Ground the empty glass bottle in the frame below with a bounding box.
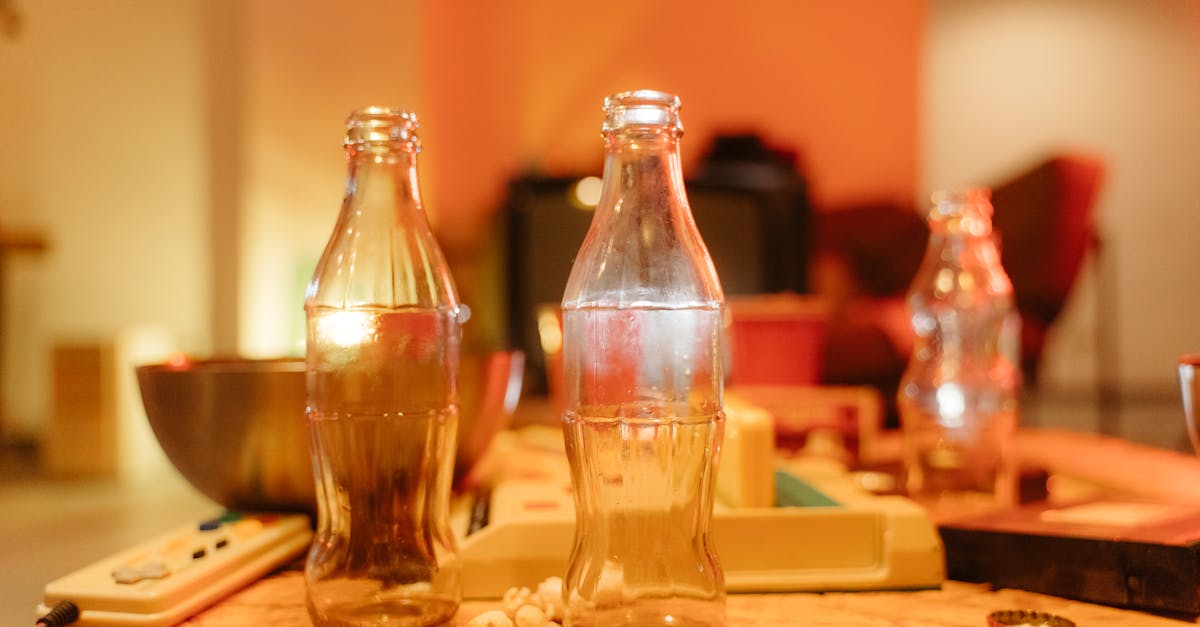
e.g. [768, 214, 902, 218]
[304, 107, 462, 626]
[898, 188, 1021, 515]
[560, 90, 726, 626]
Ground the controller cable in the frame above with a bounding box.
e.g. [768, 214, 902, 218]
[35, 600, 79, 627]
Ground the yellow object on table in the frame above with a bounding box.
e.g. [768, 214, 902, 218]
[718, 392, 778, 509]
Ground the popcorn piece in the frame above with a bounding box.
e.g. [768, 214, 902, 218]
[502, 586, 544, 616]
[491, 576, 569, 626]
[466, 610, 514, 627]
[514, 604, 550, 627]
[535, 576, 564, 621]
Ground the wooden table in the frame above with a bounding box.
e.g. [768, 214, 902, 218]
[184, 570, 1188, 626]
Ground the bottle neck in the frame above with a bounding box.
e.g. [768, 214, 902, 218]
[926, 210, 996, 261]
[561, 90, 722, 309]
[342, 106, 425, 218]
[344, 146, 424, 218]
[919, 221, 1011, 300]
[597, 132, 687, 217]
[926, 189, 993, 237]
[928, 216, 992, 238]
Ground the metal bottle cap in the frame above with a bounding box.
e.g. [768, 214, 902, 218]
[987, 609, 1076, 627]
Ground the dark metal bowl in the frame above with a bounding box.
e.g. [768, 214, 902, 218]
[136, 352, 523, 513]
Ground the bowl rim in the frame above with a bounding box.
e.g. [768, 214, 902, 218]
[137, 357, 306, 375]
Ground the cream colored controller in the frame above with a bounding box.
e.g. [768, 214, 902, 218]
[37, 512, 312, 626]
[457, 419, 944, 599]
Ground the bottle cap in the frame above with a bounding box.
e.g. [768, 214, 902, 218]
[987, 609, 1076, 627]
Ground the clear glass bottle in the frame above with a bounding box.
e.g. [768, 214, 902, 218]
[898, 188, 1021, 515]
[560, 90, 726, 626]
[304, 107, 462, 626]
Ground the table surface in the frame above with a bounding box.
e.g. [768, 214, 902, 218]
[183, 425, 1200, 626]
[185, 570, 1189, 626]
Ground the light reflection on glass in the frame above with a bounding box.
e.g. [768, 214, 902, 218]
[314, 310, 373, 347]
[935, 267, 955, 294]
[936, 383, 966, 428]
[958, 272, 975, 291]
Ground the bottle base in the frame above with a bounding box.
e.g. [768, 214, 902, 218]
[308, 593, 458, 627]
[566, 599, 724, 627]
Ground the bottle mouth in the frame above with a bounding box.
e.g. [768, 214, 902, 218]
[344, 106, 421, 151]
[602, 89, 683, 136]
[930, 187, 991, 208]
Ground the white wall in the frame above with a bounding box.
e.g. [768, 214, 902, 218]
[235, 1, 423, 358]
[0, 1, 209, 437]
[0, 1, 427, 439]
[923, 0, 1200, 395]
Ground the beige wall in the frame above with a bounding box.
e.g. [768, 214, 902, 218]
[0, 1, 209, 437]
[922, 0, 1200, 395]
[233, 1, 423, 357]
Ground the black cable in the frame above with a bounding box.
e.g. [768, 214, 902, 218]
[35, 600, 79, 627]
[466, 484, 492, 537]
